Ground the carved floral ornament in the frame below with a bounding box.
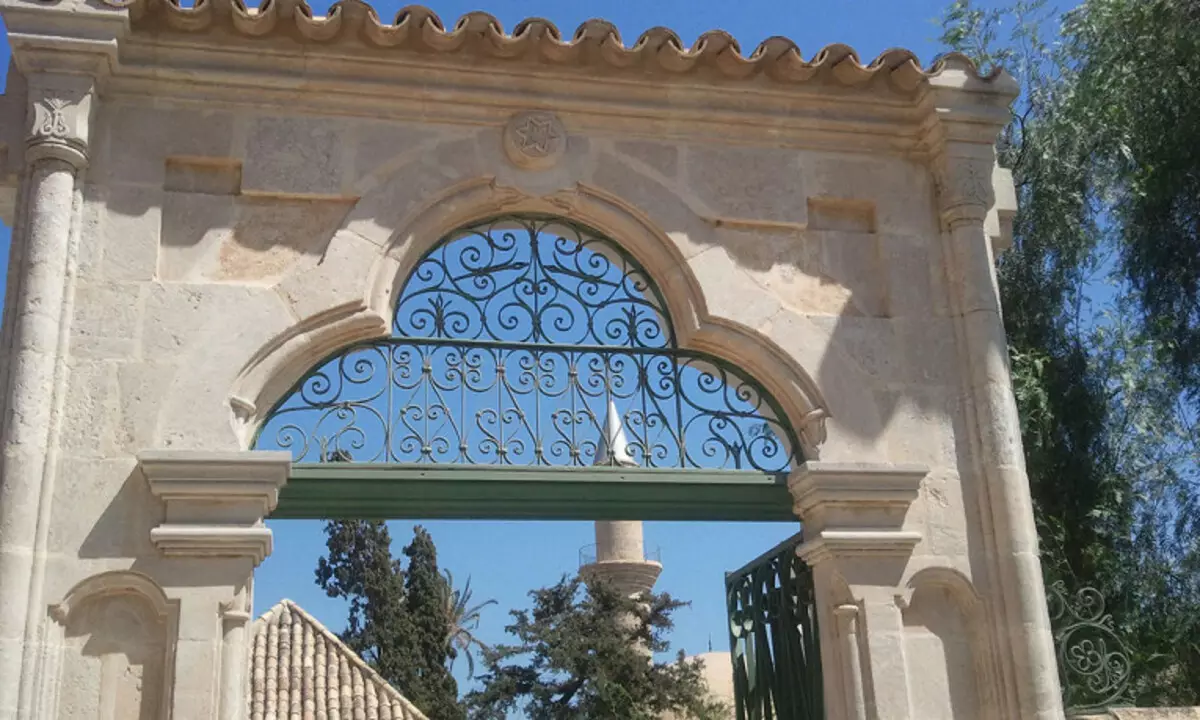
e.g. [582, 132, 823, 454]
[503, 111, 566, 170]
[33, 98, 71, 140]
[24, 84, 94, 167]
[935, 156, 996, 216]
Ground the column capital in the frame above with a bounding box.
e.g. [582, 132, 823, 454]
[139, 450, 291, 566]
[932, 148, 1002, 228]
[23, 74, 95, 169]
[919, 58, 1018, 231]
[3, 0, 130, 169]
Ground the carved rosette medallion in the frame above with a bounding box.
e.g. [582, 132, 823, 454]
[503, 111, 566, 170]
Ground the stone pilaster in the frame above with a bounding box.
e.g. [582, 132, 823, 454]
[139, 450, 290, 720]
[0, 55, 101, 720]
[927, 61, 1065, 720]
[219, 590, 253, 720]
[788, 462, 926, 720]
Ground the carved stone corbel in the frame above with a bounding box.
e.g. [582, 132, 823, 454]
[139, 450, 291, 566]
[788, 461, 927, 720]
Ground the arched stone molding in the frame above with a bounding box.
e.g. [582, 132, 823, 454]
[48, 570, 175, 623]
[36, 570, 178, 719]
[898, 566, 1001, 719]
[230, 175, 835, 456]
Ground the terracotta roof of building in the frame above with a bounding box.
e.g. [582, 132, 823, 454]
[248, 600, 428, 720]
[109, 0, 1008, 91]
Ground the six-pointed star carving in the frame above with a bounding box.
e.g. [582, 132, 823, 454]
[514, 114, 561, 156]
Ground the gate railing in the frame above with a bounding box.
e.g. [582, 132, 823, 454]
[725, 531, 823, 720]
[1047, 580, 1134, 714]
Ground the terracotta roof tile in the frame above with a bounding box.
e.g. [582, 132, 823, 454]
[108, 0, 1008, 91]
[249, 599, 428, 720]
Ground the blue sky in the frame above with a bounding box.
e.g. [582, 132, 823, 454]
[0, 0, 997, 700]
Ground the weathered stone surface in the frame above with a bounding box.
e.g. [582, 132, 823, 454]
[592, 152, 713, 259]
[684, 247, 781, 331]
[48, 457, 157, 556]
[97, 185, 164, 283]
[276, 229, 380, 320]
[686, 146, 805, 225]
[243, 115, 346, 195]
[92, 104, 237, 186]
[613, 139, 680, 179]
[58, 359, 121, 458]
[903, 584, 981, 719]
[141, 284, 293, 449]
[70, 280, 144, 359]
[351, 121, 440, 188]
[803, 153, 938, 237]
[215, 197, 353, 284]
[159, 192, 237, 281]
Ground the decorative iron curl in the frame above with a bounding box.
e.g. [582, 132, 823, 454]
[1047, 580, 1133, 713]
[255, 214, 803, 472]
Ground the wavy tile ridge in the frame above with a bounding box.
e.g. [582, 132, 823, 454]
[110, 0, 1009, 89]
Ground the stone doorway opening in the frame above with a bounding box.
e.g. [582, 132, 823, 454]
[250, 213, 827, 718]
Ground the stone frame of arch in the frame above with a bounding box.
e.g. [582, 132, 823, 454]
[0, 0, 1064, 718]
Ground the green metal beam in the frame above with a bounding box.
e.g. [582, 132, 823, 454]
[274, 464, 797, 522]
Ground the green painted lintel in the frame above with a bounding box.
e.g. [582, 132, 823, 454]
[275, 464, 797, 522]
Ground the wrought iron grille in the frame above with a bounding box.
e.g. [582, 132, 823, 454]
[256, 215, 802, 472]
[1048, 580, 1133, 714]
[725, 532, 823, 720]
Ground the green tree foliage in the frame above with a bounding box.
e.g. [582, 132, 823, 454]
[403, 527, 465, 720]
[315, 521, 416, 687]
[465, 575, 727, 720]
[439, 569, 497, 678]
[315, 521, 469, 719]
[941, 0, 1200, 704]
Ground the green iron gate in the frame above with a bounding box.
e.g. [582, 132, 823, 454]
[725, 531, 823, 720]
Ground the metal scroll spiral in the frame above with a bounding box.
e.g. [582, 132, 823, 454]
[257, 215, 801, 472]
[1047, 580, 1133, 713]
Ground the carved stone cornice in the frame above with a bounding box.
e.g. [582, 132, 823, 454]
[2, 0, 126, 77]
[139, 450, 291, 566]
[788, 462, 926, 576]
[789, 461, 927, 531]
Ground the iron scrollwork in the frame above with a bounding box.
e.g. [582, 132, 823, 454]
[257, 215, 801, 472]
[1047, 580, 1133, 713]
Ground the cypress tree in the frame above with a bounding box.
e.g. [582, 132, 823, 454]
[402, 526, 464, 720]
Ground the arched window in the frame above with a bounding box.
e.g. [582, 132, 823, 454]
[256, 215, 800, 474]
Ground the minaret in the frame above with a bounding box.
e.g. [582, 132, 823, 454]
[579, 401, 662, 597]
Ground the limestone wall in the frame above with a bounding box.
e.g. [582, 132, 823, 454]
[35, 98, 989, 717]
[19, 102, 1005, 719]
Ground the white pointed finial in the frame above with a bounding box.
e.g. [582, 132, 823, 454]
[595, 400, 637, 467]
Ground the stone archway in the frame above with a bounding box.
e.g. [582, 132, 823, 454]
[0, 0, 1063, 716]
